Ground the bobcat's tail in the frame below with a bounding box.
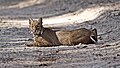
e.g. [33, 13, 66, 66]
[90, 35, 97, 43]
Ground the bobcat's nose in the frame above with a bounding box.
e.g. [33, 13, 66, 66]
[90, 35, 97, 43]
[33, 30, 40, 35]
[32, 30, 37, 34]
[33, 29, 37, 33]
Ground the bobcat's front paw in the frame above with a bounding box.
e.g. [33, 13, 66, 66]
[25, 43, 34, 47]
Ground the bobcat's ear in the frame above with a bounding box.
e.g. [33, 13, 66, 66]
[38, 17, 43, 26]
[29, 18, 34, 24]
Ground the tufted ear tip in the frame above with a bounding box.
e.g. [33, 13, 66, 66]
[39, 17, 42, 20]
[38, 17, 43, 25]
[29, 17, 34, 24]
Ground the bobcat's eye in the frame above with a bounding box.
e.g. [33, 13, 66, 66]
[35, 26, 40, 30]
[37, 25, 40, 27]
[32, 25, 34, 27]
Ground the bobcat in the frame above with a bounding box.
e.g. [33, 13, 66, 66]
[27, 17, 97, 47]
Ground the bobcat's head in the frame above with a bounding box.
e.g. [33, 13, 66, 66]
[29, 17, 43, 35]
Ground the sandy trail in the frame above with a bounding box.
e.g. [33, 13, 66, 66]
[0, 0, 120, 68]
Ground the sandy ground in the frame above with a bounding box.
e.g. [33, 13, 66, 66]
[0, 0, 120, 68]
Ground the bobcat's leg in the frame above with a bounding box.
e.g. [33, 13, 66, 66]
[33, 41, 40, 47]
[25, 40, 39, 47]
[25, 42, 34, 47]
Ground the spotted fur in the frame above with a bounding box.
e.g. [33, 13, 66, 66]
[27, 17, 97, 47]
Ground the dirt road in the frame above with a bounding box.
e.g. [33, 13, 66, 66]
[0, 0, 120, 68]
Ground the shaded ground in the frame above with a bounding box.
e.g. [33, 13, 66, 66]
[0, 0, 120, 68]
[0, 0, 120, 19]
